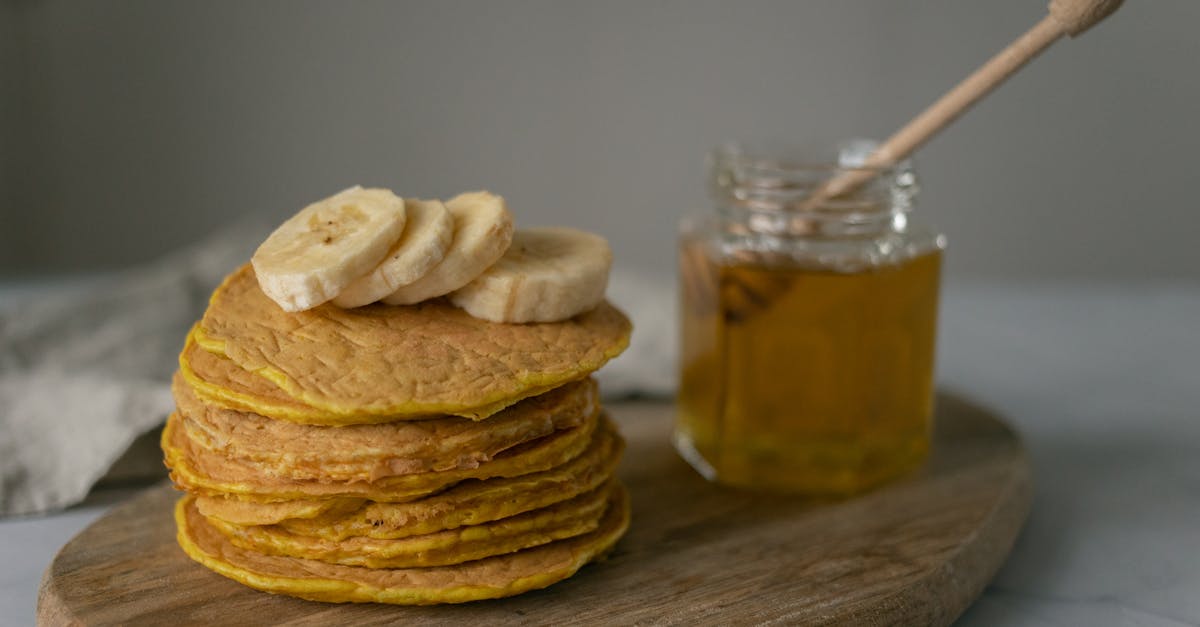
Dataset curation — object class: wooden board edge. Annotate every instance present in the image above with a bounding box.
[36,484,181,627]
[836,443,1033,626]
[38,541,83,626]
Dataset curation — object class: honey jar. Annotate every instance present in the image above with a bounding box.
[675,141,946,495]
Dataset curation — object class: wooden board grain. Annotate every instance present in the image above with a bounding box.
[38,395,1030,626]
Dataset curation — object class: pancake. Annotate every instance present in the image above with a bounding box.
[179,330,321,423]
[163,411,602,502]
[175,485,630,605]
[175,373,597,482]
[195,265,631,423]
[196,496,363,526]
[209,481,613,569]
[197,418,622,532]
[281,420,621,539]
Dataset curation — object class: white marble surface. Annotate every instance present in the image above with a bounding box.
[944,281,1200,627]
[2,278,1198,626]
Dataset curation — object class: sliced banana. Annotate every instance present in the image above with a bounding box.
[331,198,454,308]
[382,191,514,305]
[252,186,406,312]
[449,227,612,323]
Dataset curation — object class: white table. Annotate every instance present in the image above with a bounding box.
[3,279,1198,626]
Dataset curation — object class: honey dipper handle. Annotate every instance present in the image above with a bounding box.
[814,0,1124,203]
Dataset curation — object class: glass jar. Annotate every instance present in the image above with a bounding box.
[675,140,946,495]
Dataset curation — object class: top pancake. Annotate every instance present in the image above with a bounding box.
[197,265,631,423]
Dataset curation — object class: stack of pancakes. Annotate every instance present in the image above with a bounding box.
[164,265,633,604]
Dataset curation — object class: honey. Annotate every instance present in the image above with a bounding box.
[676,248,942,494]
[674,140,945,495]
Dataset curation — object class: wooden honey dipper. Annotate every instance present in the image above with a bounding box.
[809,0,1125,205]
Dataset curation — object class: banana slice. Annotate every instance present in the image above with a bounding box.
[382,191,514,305]
[251,186,407,312]
[449,227,612,323]
[331,198,454,308]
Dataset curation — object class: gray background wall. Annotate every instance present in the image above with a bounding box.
[2,0,1197,280]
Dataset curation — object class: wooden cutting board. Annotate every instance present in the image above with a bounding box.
[38,396,1030,626]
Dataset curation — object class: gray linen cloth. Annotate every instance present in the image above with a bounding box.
[0,225,674,517]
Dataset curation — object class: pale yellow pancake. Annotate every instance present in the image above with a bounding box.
[196,265,631,423]
[209,481,613,569]
[279,424,621,541]
[175,372,596,482]
[176,485,629,605]
[197,418,623,532]
[163,411,601,502]
[196,496,362,526]
[178,330,322,423]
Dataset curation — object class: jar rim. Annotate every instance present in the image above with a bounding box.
[712,139,904,173]
[708,139,917,214]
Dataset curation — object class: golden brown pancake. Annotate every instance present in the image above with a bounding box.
[285,422,620,539]
[179,330,320,422]
[175,485,630,605]
[196,496,363,526]
[163,411,602,502]
[175,372,596,482]
[195,265,631,423]
[197,418,623,532]
[209,481,613,569]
